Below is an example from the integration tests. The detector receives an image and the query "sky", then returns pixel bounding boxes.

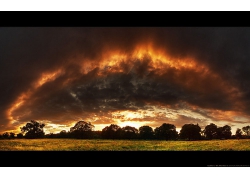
[1,27,250,134]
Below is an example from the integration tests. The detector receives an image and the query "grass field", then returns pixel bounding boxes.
[0,139,250,151]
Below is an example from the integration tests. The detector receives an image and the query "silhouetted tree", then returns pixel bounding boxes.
[20,120,45,139]
[223,125,232,139]
[204,123,218,139]
[58,130,68,138]
[93,130,102,139]
[101,124,122,139]
[70,120,95,139]
[17,133,24,138]
[121,126,138,139]
[2,132,10,139]
[45,133,56,138]
[180,124,201,140]
[216,127,223,139]
[9,132,15,138]
[217,125,232,139]
[242,125,250,137]
[235,128,243,139]
[154,123,178,140]
[139,126,154,139]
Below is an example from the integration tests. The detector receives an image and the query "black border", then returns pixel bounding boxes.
[1,151,249,167]
[1,11,249,27]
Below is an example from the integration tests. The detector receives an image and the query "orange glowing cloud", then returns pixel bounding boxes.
[4,42,246,134]
[6,70,63,124]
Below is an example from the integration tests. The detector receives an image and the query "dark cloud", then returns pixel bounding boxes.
[175,115,208,129]
[1,27,250,132]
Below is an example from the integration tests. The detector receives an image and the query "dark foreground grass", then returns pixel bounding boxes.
[0,139,250,151]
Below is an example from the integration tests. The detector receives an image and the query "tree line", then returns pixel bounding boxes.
[0,120,250,140]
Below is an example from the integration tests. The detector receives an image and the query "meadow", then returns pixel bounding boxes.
[0,139,250,151]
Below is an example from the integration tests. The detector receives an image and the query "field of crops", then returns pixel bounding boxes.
[0,139,250,151]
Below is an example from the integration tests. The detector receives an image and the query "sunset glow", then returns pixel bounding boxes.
[1,27,250,135]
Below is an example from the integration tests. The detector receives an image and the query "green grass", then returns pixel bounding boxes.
[0,139,250,151]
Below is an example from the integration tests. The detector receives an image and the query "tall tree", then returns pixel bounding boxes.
[217,125,232,139]
[121,126,139,139]
[2,132,10,139]
[179,124,201,140]
[139,125,154,139]
[101,124,122,139]
[17,133,24,138]
[58,130,68,138]
[154,123,178,140]
[235,128,243,139]
[204,123,218,139]
[9,132,15,138]
[20,120,45,139]
[70,120,95,139]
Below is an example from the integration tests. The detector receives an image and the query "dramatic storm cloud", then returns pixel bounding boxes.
[1,27,250,133]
